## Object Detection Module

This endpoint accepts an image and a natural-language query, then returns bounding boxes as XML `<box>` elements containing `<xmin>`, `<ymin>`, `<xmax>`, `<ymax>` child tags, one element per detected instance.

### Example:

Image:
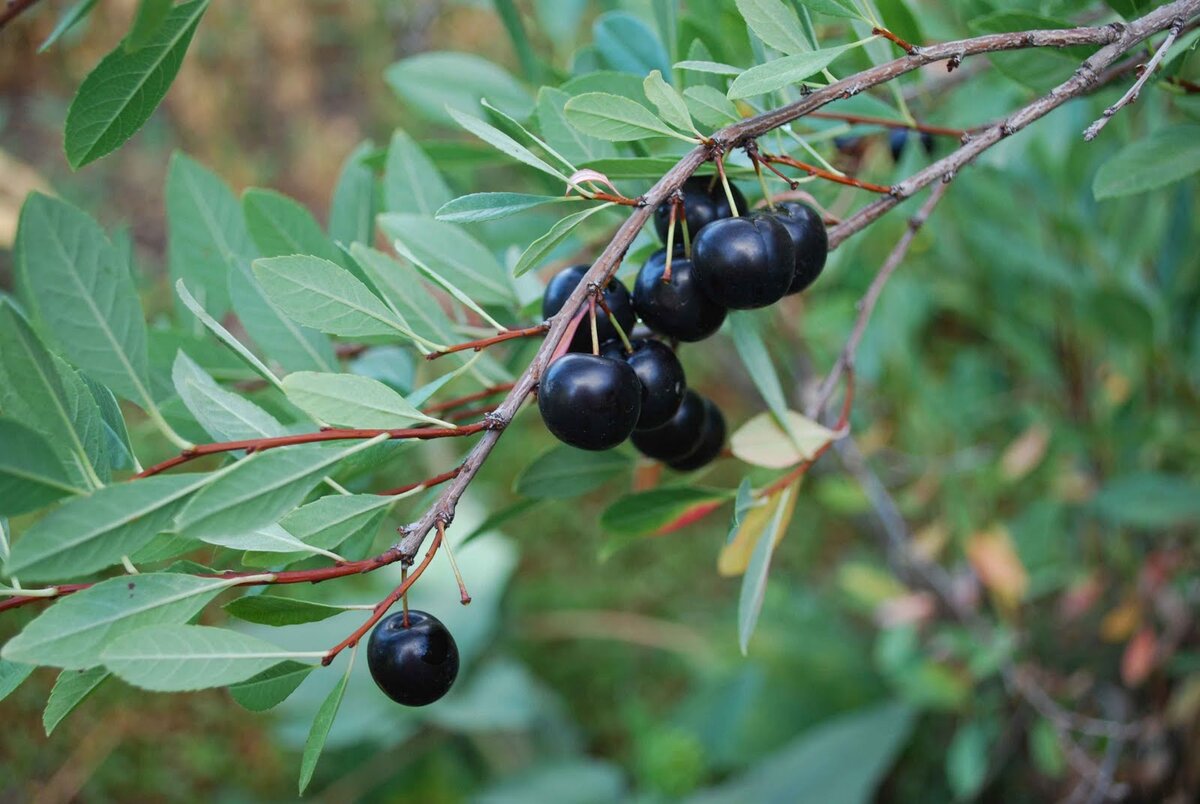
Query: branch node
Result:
<box><xmin>483</xmin><ymin>410</ymin><xmax>509</xmax><ymax>430</ymax></box>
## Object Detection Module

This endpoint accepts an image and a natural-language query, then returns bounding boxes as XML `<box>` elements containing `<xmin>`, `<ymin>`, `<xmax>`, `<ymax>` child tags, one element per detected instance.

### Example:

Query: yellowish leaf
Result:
<box><xmin>965</xmin><ymin>526</ymin><xmax>1028</xmax><ymax>611</ymax></box>
<box><xmin>718</xmin><ymin>483</ymin><xmax>798</xmax><ymax>577</ymax></box>
<box><xmin>730</xmin><ymin>410</ymin><xmax>835</xmax><ymax>469</ymax></box>
<box><xmin>1000</xmin><ymin>423</ymin><xmax>1050</xmax><ymax>480</ymax></box>
<box><xmin>1100</xmin><ymin>597</ymin><xmax>1142</xmax><ymax>642</ymax></box>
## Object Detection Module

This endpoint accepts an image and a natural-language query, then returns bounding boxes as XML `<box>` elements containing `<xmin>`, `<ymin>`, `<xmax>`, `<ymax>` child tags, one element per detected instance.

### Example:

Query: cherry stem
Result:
<box><xmin>437</xmin><ymin>520</ymin><xmax>471</xmax><ymax>605</ymax></box>
<box><xmin>761</xmin><ymin>152</ymin><xmax>892</xmax><ymax>194</ymax></box>
<box><xmin>589</xmin><ymin>296</ymin><xmax>600</xmax><ymax>355</ymax></box>
<box><xmin>426</xmin><ymin>324</ymin><xmax>549</xmax><ymax>360</ymax></box>
<box><xmin>594</xmin><ymin>292</ymin><xmax>633</xmax><ymax>353</ymax></box>
<box><xmin>806</xmin><ymin>111</ymin><xmax>965</xmax><ymax>138</ymax></box>
<box><xmin>872</xmin><ymin>26</ymin><xmax>918</xmax><ymax>54</ymax></box>
<box><xmin>377</xmin><ymin>465</ymin><xmax>463</xmax><ymax>497</ymax></box>
<box><xmin>748</xmin><ymin>144</ymin><xmax>775</xmax><ymax>210</ymax></box>
<box><xmin>400</xmin><ymin>566</ymin><xmax>409</xmax><ymax>627</ymax></box>
<box><xmin>680</xmin><ymin>203</ymin><xmax>692</xmax><ymax>258</ymax></box>
<box><xmin>714</xmin><ymin>153</ymin><xmax>740</xmax><ymax>217</ymax></box>
<box><xmin>663</xmin><ymin>196</ymin><xmax>678</xmax><ymax>283</ymax></box>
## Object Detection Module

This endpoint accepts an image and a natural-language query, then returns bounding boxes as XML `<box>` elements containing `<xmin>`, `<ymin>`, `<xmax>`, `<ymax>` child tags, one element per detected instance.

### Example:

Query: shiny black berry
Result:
<box><xmin>632</xmin><ymin>248</ymin><xmax>727</xmax><ymax>342</ymax></box>
<box><xmin>653</xmin><ymin>176</ymin><xmax>748</xmax><ymax>243</ymax></box>
<box><xmin>668</xmin><ymin>397</ymin><xmax>726</xmax><ymax>471</ymax></box>
<box><xmin>601</xmin><ymin>338</ymin><xmax>686</xmax><ymax>430</ymax></box>
<box><xmin>771</xmin><ymin>201</ymin><xmax>828</xmax><ymax>295</ymax></box>
<box><xmin>542</xmin><ymin>265</ymin><xmax>636</xmax><ymax>352</ymax></box>
<box><xmin>631</xmin><ymin>389</ymin><xmax>708</xmax><ymax>463</ymax></box>
<box><xmin>538</xmin><ymin>353</ymin><xmax>641</xmax><ymax>450</ymax></box>
<box><xmin>367</xmin><ymin>610</ymin><xmax>459</xmax><ymax>707</ymax></box>
<box><xmin>691</xmin><ymin>215</ymin><xmax>795</xmax><ymax>309</ymax></box>
<box><xmin>888</xmin><ymin>128</ymin><xmax>934</xmax><ymax>161</ymax></box>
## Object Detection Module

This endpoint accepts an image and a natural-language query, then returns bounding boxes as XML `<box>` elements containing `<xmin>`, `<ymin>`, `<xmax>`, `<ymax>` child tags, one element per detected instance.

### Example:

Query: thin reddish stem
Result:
<box><xmin>426</xmin><ymin>323</ymin><xmax>549</xmax><ymax>360</ymax></box>
<box><xmin>135</xmin><ymin>423</ymin><xmax>488</xmax><ymax>479</ymax></box>
<box><xmin>377</xmin><ymin>465</ymin><xmax>463</xmax><ymax>497</ymax></box>
<box><xmin>873</xmin><ymin>26</ymin><xmax>918</xmax><ymax>54</ymax></box>
<box><xmin>321</xmin><ymin>528</ymin><xmax>444</xmax><ymax>665</ymax></box>
<box><xmin>807</xmin><ymin>111</ymin><xmax>965</xmax><ymax>138</ymax></box>
<box><xmin>589</xmin><ymin>191</ymin><xmax>641</xmax><ymax>206</ymax></box>
<box><xmin>422</xmin><ymin>383</ymin><xmax>516</xmax><ymax>413</ymax></box>
<box><xmin>762</xmin><ymin>153</ymin><xmax>892</xmax><ymax>194</ymax></box>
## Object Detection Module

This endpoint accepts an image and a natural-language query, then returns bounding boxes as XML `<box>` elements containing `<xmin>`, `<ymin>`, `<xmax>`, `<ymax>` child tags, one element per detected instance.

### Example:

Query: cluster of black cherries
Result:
<box><xmin>366</xmin><ymin>177</ymin><xmax>830</xmax><ymax>709</ymax></box>
<box><xmin>537</xmin><ymin>175</ymin><xmax>829</xmax><ymax>469</ymax></box>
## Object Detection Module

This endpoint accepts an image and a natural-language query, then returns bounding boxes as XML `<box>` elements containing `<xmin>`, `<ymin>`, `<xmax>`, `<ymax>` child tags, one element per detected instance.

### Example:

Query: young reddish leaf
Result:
<box><xmin>1121</xmin><ymin>627</ymin><xmax>1158</xmax><ymax>688</ymax></box>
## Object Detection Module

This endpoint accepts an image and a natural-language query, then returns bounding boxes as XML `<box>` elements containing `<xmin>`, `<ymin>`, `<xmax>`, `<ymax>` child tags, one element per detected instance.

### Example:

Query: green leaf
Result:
<box><xmin>737</xmin><ymin>484</ymin><xmax>796</xmax><ymax>654</ymax></box>
<box><xmin>298</xmin><ymin>652</ymin><xmax>353</xmax><ymax>793</ymax></box>
<box><xmin>224</xmin><ymin>595</ymin><xmax>348</xmax><ymax>626</ymax></box>
<box><xmin>64</xmin><ymin>0</ymin><xmax>209</xmax><ymax>167</ymax></box>
<box><xmin>38</xmin><ymin>0</ymin><xmax>99</xmax><ymax>52</ymax></box>
<box><xmin>565</xmin><ymin>93</ymin><xmax>696</xmax><ymax>142</ymax></box>
<box><xmin>16</xmin><ymin>193</ymin><xmax>153</xmax><ymax>406</ymax></box>
<box><xmin>5</xmin><ymin>474</ymin><xmax>213</xmax><ymax>582</ymax></box>
<box><xmin>946</xmin><ymin>720</ymin><xmax>992</xmax><ymax>799</ymax></box>
<box><xmin>728</xmin><ymin>311</ymin><xmax>805</xmax><ymax>447</ymax></box>
<box><xmin>228</xmin><ymin>660</ymin><xmax>314</xmax><ymax>712</ymax></box>
<box><xmin>592</xmin><ymin>11</ymin><xmax>672</xmax><ymax>78</ymax></box>
<box><xmin>329</xmin><ymin>141</ymin><xmax>377</xmax><ymax>247</ymax></box>
<box><xmin>251</xmin><ymin>255</ymin><xmax>423</xmax><ymax>342</ymax></box>
<box><xmin>514</xmin><ymin>446</ymin><xmax>632</xmax><ymax>499</ymax></box>
<box><xmin>385</xmin><ymin>51</ymin><xmax>531</xmax><ymax>125</ymax></box>
<box><xmin>736</xmin><ymin>0</ymin><xmax>810</xmax><ymax>55</ymax></box>
<box><xmin>2</xmin><ymin>573</ymin><xmax>234</xmax><ymax>669</ymax></box>
<box><xmin>165</xmin><ymin>152</ymin><xmax>250</xmax><ymax>321</ymax></box>
<box><xmin>243</xmin><ymin>189</ymin><xmax>343</xmax><ymax>265</ymax></box>
<box><xmin>436</xmin><ymin>193</ymin><xmax>582</xmax><ymax>224</ymax></box>
<box><xmin>1093</xmin><ymin>126</ymin><xmax>1200</xmax><ymax>200</ymax></box>
<box><xmin>684</xmin><ymin>86</ymin><xmax>741</xmax><ymax>127</ymax></box>
<box><xmin>458</xmin><ymin>498</ymin><xmax>539</xmax><ymax>548</ymax></box>
<box><xmin>383</xmin><ymin>129</ymin><xmax>453</xmax><ymax>216</ymax></box>
<box><xmin>800</xmin><ymin>0</ymin><xmax>866</xmax><ymax>19</ymax></box>
<box><xmin>600</xmin><ymin>487</ymin><xmax>733</xmax><ymax>537</ymax></box>
<box><xmin>80</xmin><ymin>375</ymin><xmax>137</xmax><ymax>472</ymax></box>
<box><xmin>537</xmin><ymin>87</ymin><xmax>618</xmax><ymax>166</ymax></box>
<box><xmin>643</xmin><ymin>70</ymin><xmax>697</xmax><ymax>136</ymax></box>
<box><xmin>690</xmin><ymin>702</ymin><xmax>914</xmax><ymax>803</ymax></box>
<box><xmin>448</xmin><ymin>108</ymin><xmax>569</xmax><ymax>182</ymax></box>
<box><xmin>229</xmin><ymin>257</ymin><xmax>339</xmax><ymax>374</ymax></box>
<box><xmin>101</xmin><ymin>624</ymin><xmax>298</xmax><ymax>691</ymax></box>
<box><xmin>674</xmin><ymin>59</ymin><xmax>743</xmax><ymax>76</ymax></box>
<box><xmin>389</xmin><ymin>239</ymin><xmax>506</xmax><ymax>331</ymax></box>
<box><xmin>378</xmin><ymin>213</ymin><xmax>516</xmax><ymax>307</ymax></box>
<box><xmin>0</xmin><ymin>659</ymin><xmax>34</xmax><ymax>702</ymax></box>
<box><xmin>0</xmin><ymin>418</ymin><xmax>87</xmax><ymax>516</ymax></box>
<box><xmin>728</xmin><ymin>44</ymin><xmax>856</xmax><ymax>99</ymax></box>
<box><xmin>242</xmin><ymin>493</ymin><xmax>392</xmax><ymax>567</ymax></box>
<box><xmin>175</xmin><ymin>280</ymin><xmax>284</xmax><ymax>391</ymax></box>
<box><xmin>172</xmin><ymin>351</ymin><xmax>285</xmax><ymax>442</ymax></box>
<box><xmin>282</xmin><ymin>371</ymin><xmax>449</xmax><ymax>429</ymax></box>
<box><xmin>481</xmin><ymin>97</ymin><xmax>577</xmax><ymax>175</ymax></box>
<box><xmin>125</xmin><ymin>0</ymin><xmax>173</xmax><ymax>51</ymax></box>
<box><xmin>175</xmin><ymin>437</ymin><xmax>386</xmax><ymax>540</ymax></box>
<box><xmin>197</xmin><ymin>524</ymin><xmax>344</xmax><ymax>560</ymax></box>
<box><xmin>513</xmin><ymin>203</ymin><xmax>615</xmax><ymax>277</ymax></box>
<box><xmin>1092</xmin><ymin>473</ymin><xmax>1200</xmax><ymax>528</ymax></box>
<box><xmin>43</xmin><ymin>668</ymin><xmax>109</xmax><ymax>735</ymax></box>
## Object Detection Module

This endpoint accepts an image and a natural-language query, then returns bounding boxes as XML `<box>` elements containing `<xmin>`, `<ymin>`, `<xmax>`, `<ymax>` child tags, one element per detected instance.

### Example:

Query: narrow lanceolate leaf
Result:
<box><xmin>600</xmin><ymin>487</ymin><xmax>733</xmax><ymax>537</ymax></box>
<box><xmin>389</xmin><ymin>239</ymin><xmax>506</xmax><ymax>330</ymax></box>
<box><xmin>101</xmin><ymin>624</ymin><xmax>299</xmax><ymax>691</ymax></box>
<box><xmin>196</xmin><ymin>524</ymin><xmax>344</xmax><ymax>560</ymax></box>
<box><xmin>383</xmin><ymin>129</ymin><xmax>453</xmax><ymax>216</ymax></box>
<box><xmin>299</xmin><ymin>652</ymin><xmax>354</xmax><ymax>794</ymax></box>
<box><xmin>16</xmin><ymin>193</ymin><xmax>153</xmax><ymax>406</ymax></box>
<box><xmin>229</xmin><ymin>258</ymin><xmax>338</xmax><ymax>373</ymax></box>
<box><xmin>514</xmin><ymin>445</ymin><xmax>632</xmax><ymax>499</ymax></box>
<box><xmin>38</xmin><ymin>0</ymin><xmax>99</xmax><ymax>53</ymax></box>
<box><xmin>242</xmin><ymin>493</ymin><xmax>392</xmax><ymax>566</ymax></box>
<box><xmin>643</xmin><ymin>70</ymin><xmax>697</xmax><ymax>136</ymax></box>
<box><xmin>674</xmin><ymin>59</ymin><xmax>742</xmax><ymax>76</ymax></box>
<box><xmin>172</xmin><ymin>351</ymin><xmax>286</xmax><ymax>442</ymax></box>
<box><xmin>4</xmin><ymin>474</ymin><xmax>214</xmax><ymax>582</ymax></box>
<box><xmin>565</xmin><ymin>93</ymin><xmax>697</xmax><ymax>142</ymax></box>
<box><xmin>80</xmin><ymin>375</ymin><xmax>137</xmax><ymax>472</ymax></box>
<box><xmin>536</xmin><ymin>86</ymin><xmax>618</xmax><ymax>166</ymax></box>
<box><xmin>735</xmin><ymin>0</ymin><xmax>810</xmax><ymax>55</ymax></box>
<box><xmin>43</xmin><ymin>668</ymin><xmax>109</xmax><ymax>735</ymax></box>
<box><xmin>378</xmin><ymin>213</ymin><xmax>516</xmax><ymax>307</ymax></box>
<box><xmin>2</xmin><ymin>573</ymin><xmax>235</xmax><ymax>669</ymax></box>
<box><xmin>229</xmin><ymin>661</ymin><xmax>314</xmax><ymax>712</ymax></box>
<box><xmin>329</xmin><ymin>141</ymin><xmax>377</xmax><ymax>247</ymax></box>
<box><xmin>684</xmin><ymin>86</ymin><xmax>741</xmax><ymax>127</ymax></box>
<box><xmin>175</xmin><ymin>436</ymin><xmax>387</xmax><ymax>541</ymax></box>
<box><xmin>436</xmin><ymin>192</ymin><xmax>581</xmax><ymax>224</ymax></box>
<box><xmin>282</xmin><ymin>372</ymin><xmax>450</xmax><ymax>429</ymax></box>
<box><xmin>0</xmin><ymin>419</ymin><xmax>88</xmax><ymax>516</ymax></box>
<box><xmin>64</xmin><ymin>0</ymin><xmax>209</xmax><ymax>167</ymax></box>
<box><xmin>0</xmin><ymin>660</ymin><xmax>34</xmax><ymax>702</ymax></box>
<box><xmin>728</xmin><ymin>45</ymin><xmax>857</xmax><ymax>99</ymax></box>
<box><xmin>0</xmin><ymin>304</ymin><xmax>104</xmax><ymax>488</ymax></box>
<box><xmin>731</xmin><ymin>410</ymin><xmax>836</xmax><ymax>469</ymax></box>
<box><xmin>448</xmin><ymin>108</ymin><xmax>569</xmax><ymax>181</ymax></box>
<box><xmin>737</xmin><ymin>484</ymin><xmax>797</xmax><ymax>654</ymax></box>
<box><xmin>480</xmin><ymin>97</ymin><xmax>577</xmax><ymax>174</ymax></box>
<box><xmin>225</xmin><ymin>595</ymin><xmax>349</xmax><ymax>627</ymax></box>
<box><xmin>166</xmin><ymin>152</ymin><xmax>253</xmax><ymax>320</ymax></box>
<box><xmin>728</xmin><ymin>312</ymin><xmax>806</xmax><ymax>449</ymax></box>
<box><xmin>126</xmin><ymin>0</ymin><xmax>173</xmax><ymax>51</ymax></box>
<box><xmin>251</xmin><ymin>255</ymin><xmax>420</xmax><ymax>342</ymax></box>
<box><xmin>513</xmin><ymin>203</ymin><xmax>615</xmax><ymax>277</ymax></box>
<box><xmin>242</xmin><ymin>188</ymin><xmax>344</xmax><ymax>264</ymax></box>
<box><xmin>1093</xmin><ymin>126</ymin><xmax>1200</xmax><ymax>200</ymax></box>
<box><xmin>175</xmin><ymin>280</ymin><xmax>284</xmax><ymax>391</ymax></box>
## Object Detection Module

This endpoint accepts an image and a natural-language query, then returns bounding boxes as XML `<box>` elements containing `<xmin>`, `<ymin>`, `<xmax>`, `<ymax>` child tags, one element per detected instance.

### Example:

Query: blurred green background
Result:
<box><xmin>2</xmin><ymin>0</ymin><xmax>1199</xmax><ymax>801</ymax></box>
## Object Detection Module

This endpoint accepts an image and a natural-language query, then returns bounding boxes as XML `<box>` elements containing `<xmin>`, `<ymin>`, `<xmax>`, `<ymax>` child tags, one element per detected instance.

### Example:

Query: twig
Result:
<box><xmin>422</xmin><ymin>383</ymin><xmax>516</xmax><ymax>413</ymax></box>
<box><xmin>425</xmin><ymin>323</ymin><xmax>549</xmax><ymax>360</ymax></box>
<box><xmin>0</xmin><ymin>0</ymin><xmax>41</xmax><ymax>32</ymax></box>
<box><xmin>806</xmin><ymin>111</ymin><xmax>966</xmax><ymax>138</ymax></box>
<box><xmin>760</xmin><ymin>152</ymin><xmax>893</xmax><ymax>194</ymax></box>
<box><xmin>377</xmin><ymin>465</ymin><xmax>463</xmax><ymax>497</ymax></box>
<box><xmin>810</xmin><ymin>180</ymin><xmax>952</xmax><ymax>418</ymax></box>
<box><xmin>873</xmin><ymin>26</ymin><xmax>919</xmax><ymax>54</ymax></box>
<box><xmin>1084</xmin><ymin>17</ymin><xmax>1185</xmax><ymax>141</ymax></box>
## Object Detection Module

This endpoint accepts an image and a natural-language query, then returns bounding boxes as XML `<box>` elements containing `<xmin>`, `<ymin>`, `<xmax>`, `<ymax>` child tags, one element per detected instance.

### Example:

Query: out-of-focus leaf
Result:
<box><xmin>329</xmin><ymin>141</ymin><xmax>377</xmax><ymax>248</ymax></box>
<box><xmin>593</xmin><ymin>11</ymin><xmax>672</xmax><ymax>78</ymax></box>
<box><xmin>1094</xmin><ymin>126</ymin><xmax>1200</xmax><ymax>199</ymax></box>
<box><xmin>601</xmin><ymin>487</ymin><xmax>732</xmax><ymax>539</ymax></box>
<box><xmin>298</xmin><ymin>652</ymin><xmax>353</xmax><ymax>793</ymax></box>
<box><xmin>1092</xmin><ymin>473</ymin><xmax>1200</xmax><ymax>528</ymax></box>
<box><xmin>737</xmin><ymin>484</ymin><xmax>797</xmax><ymax>653</ymax></box>
<box><xmin>966</xmin><ymin>526</ymin><xmax>1029</xmax><ymax>611</ymax></box>
<box><xmin>382</xmin><ymin>129</ymin><xmax>453</xmax><ymax>216</ymax></box>
<box><xmin>385</xmin><ymin>52</ymin><xmax>531</xmax><ymax>124</ymax></box>
<box><xmin>946</xmin><ymin>719</ymin><xmax>992</xmax><ymax>799</ymax></box>
<box><xmin>731</xmin><ymin>410</ymin><xmax>835</xmax><ymax>469</ymax></box>
<box><xmin>38</xmin><ymin>0</ymin><xmax>99</xmax><ymax>52</ymax></box>
<box><xmin>43</xmin><ymin>667</ymin><xmax>108</xmax><ymax>735</ymax></box>
<box><xmin>0</xmin><ymin>660</ymin><xmax>34</xmax><ymax>702</ymax></box>
<box><xmin>514</xmin><ymin>445</ymin><xmax>632</xmax><ymax>499</ymax></box>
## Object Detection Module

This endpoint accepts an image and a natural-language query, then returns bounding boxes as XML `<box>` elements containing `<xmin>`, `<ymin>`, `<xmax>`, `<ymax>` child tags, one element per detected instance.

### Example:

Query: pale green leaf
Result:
<box><xmin>175</xmin><ymin>280</ymin><xmax>284</xmax><ymax>391</ymax></box>
<box><xmin>229</xmin><ymin>660</ymin><xmax>314</xmax><ymax>712</ymax></box>
<box><xmin>729</xmin><ymin>311</ymin><xmax>806</xmax><ymax>449</ymax></box>
<box><xmin>224</xmin><ymin>595</ymin><xmax>348</xmax><ymax>626</ymax></box>
<box><xmin>565</xmin><ymin>92</ymin><xmax>696</xmax><ymax>142</ymax></box>
<box><xmin>735</xmin><ymin>0</ymin><xmax>810</xmax><ymax>55</ymax></box>
<box><xmin>385</xmin><ymin>51</ymin><xmax>531</xmax><ymax>125</ymax></box>
<box><xmin>514</xmin><ymin>445</ymin><xmax>632</xmax><ymax>499</ymax></box>
<box><xmin>643</xmin><ymin>70</ymin><xmax>697</xmax><ymax>136</ymax></box>
<box><xmin>282</xmin><ymin>371</ymin><xmax>449</xmax><ymax>429</ymax></box>
<box><xmin>1093</xmin><ymin>126</ymin><xmax>1200</xmax><ymax>199</ymax></box>
<box><xmin>737</xmin><ymin>484</ymin><xmax>796</xmax><ymax>654</ymax></box>
<box><xmin>243</xmin><ymin>188</ymin><xmax>343</xmax><ymax>264</ymax></box>
<box><xmin>243</xmin><ymin>493</ymin><xmax>392</xmax><ymax>567</ymax></box>
<box><xmin>229</xmin><ymin>257</ymin><xmax>339</xmax><ymax>373</ymax></box>
<box><xmin>43</xmin><ymin>668</ymin><xmax>108</xmax><ymax>735</ymax></box>
<box><xmin>0</xmin><ymin>418</ymin><xmax>88</xmax><ymax>516</ymax></box>
<box><xmin>383</xmin><ymin>129</ymin><xmax>453</xmax><ymax>216</ymax></box>
<box><xmin>436</xmin><ymin>192</ymin><xmax>581</xmax><ymax>224</ymax></box>
<box><xmin>172</xmin><ymin>350</ymin><xmax>286</xmax><ymax>442</ymax></box>
<box><xmin>728</xmin><ymin>45</ymin><xmax>856</xmax><ymax>99</ymax></box>
<box><xmin>536</xmin><ymin>86</ymin><xmax>617</xmax><ymax>166</ymax></box>
<box><xmin>298</xmin><ymin>652</ymin><xmax>353</xmax><ymax>793</ymax></box>
<box><xmin>674</xmin><ymin>59</ymin><xmax>742</xmax><ymax>76</ymax></box>
<box><xmin>101</xmin><ymin>624</ymin><xmax>299</xmax><ymax>691</ymax></box>
<box><xmin>0</xmin><ymin>660</ymin><xmax>34</xmax><ymax>702</ymax></box>
<box><xmin>378</xmin><ymin>213</ymin><xmax>516</xmax><ymax>307</ymax></box>
<box><xmin>329</xmin><ymin>141</ymin><xmax>376</xmax><ymax>247</ymax></box>
<box><xmin>513</xmin><ymin>203</ymin><xmax>615</xmax><ymax>277</ymax></box>
<box><xmin>684</xmin><ymin>86</ymin><xmax>741</xmax><ymax>127</ymax></box>
<box><xmin>593</xmin><ymin>11</ymin><xmax>672</xmax><ymax>78</ymax></box>
<box><xmin>37</xmin><ymin>0</ymin><xmax>99</xmax><ymax>53</ymax></box>
<box><xmin>197</xmin><ymin>524</ymin><xmax>344</xmax><ymax>560</ymax></box>
<box><xmin>448</xmin><ymin>108</ymin><xmax>570</xmax><ymax>181</ymax></box>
